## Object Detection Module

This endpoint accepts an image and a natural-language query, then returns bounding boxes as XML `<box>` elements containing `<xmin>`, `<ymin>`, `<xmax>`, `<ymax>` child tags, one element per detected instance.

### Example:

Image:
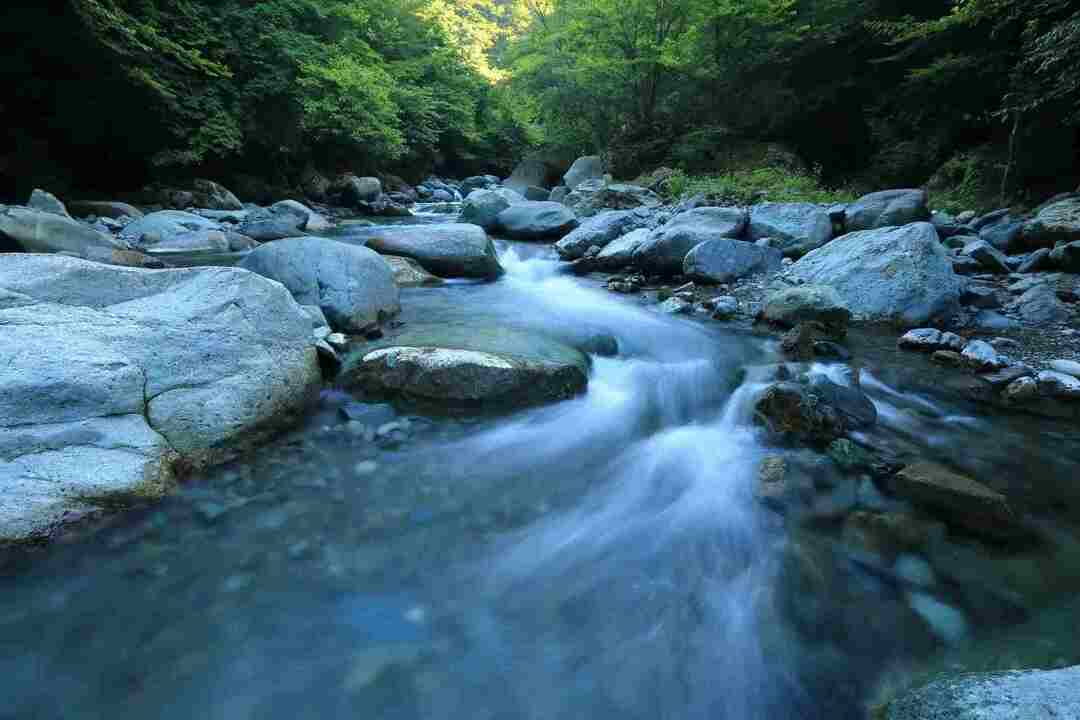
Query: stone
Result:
<box><xmin>555</xmin><ymin>209</ymin><xmax>657</xmax><ymax>259</ymax></box>
<box><xmin>1022</xmin><ymin>196</ymin><xmax>1080</xmax><ymax>248</ymax></box>
<box><xmin>1049</xmin><ymin>359</ymin><xmax>1080</xmax><ymax>379</ymax></box>
<box><xmin>505</xmin><ymin>157</ymin><xmax>555</xmax><ymax>194</ymax></box>
<box><xmin>562</xmin><ymin>155</ymin><xmax>605</xmax><ymax>190</ymax></box>
<box><xmin>1050</xmin><ymin>240</ymin><xmax>1080</xmax><ymax>272</ymax></box>
<box><xmin>980</xmin><ymin>220</ymin><xmax>1026</xmax><ymax>254</ymax></box>
<box><xmin>884</xmin><ymin>666</ymin><xmax>1080</xmax><ymax>720</ymax></box>
<box><xmin>747</xmin><ymin>202</ymin><xmax>833</xmax><ymax>257</ymax></box>
<box><xmin>66</xmin><ymin>200</ymin><xmax>144</xmax><ymax>220</ymax></box>
<box><xmin>1008</xmin><ymin>283</ymin><xmax>1068</xmax><ymax>323</ymax></box>
<box><xmin>886</xmin><ymin>462</ymin><xmax>1019</xmax><ymax>539</ymax></box>
<box><xmin>1003</xmin><ymin>376</ymin><xmax>1039</xmax><ymax>403</ymax></box>
<box><xmin>960</xmin><ymin>284</ymin><xmax>999</xmax><ymax>308</ymax></box>
<box><xmin>898</xmin><ymin>328</ymin><xmax>943</xmax><ymax>352</ymax></box>
<box><xmin>0</xmin><ymin>206</ymin><xmax>129</xmax><ymax>256</ymax></box>
<box><xmin>460</xmin><ymin>189</ymin><xmax>514</xmax><ymax>231</ymax></box>
<box><xmin>633</xmin><ymin>207</ymin><xmax>748</xmax><ymax>275</ymax></box>
<box><xmin>237</xmin><ymin>215</ymin><xmax>306</xmax><ymax>242</ymax></box>
<box><xmin>343</xmin><ymin>324</ymin><xmax>588</xmax><ymax>410</ymax></box>
<box><xmin>460</xmin><ymin>175</ymin><xmax>499</xmax><ymax>196</ymax></box>
<box><xmin>683</xmin><ymin>238</ymin><xmax>782</xmax><ymax>283</ymax></box>
<box><xmin>550</xmin><ymin>186</ymin><xmax>569</xmax><ymax>204</ymax></box>
<box><xmin>787</xmin><ymin>222</ymin><xmax>964</xmax><ymax>327</ymax></box>
<box><xmin>592</xmin><ymin>228</ymin><xmax>652</xmax><ymax>270</ymax></box>
<box><xmin>760</xmin><ymin>284</ymin><xmax>851</xmax><ymax>338</ymax></box>
<box><xmin>138</xmin><ymin>229</ymin><xmax>255</xmax><ymax>263</ymax></box>
<box><xmin>931</xmin><ymin>350</ymin><xmax>964</xmax><ymax>367</ymax></box>
<box><xmin>523</xmin><ymin>186</ymin><xmax>550</xmax><ymax>201</ymax></box>
<box><xmin>970</xmin><ymin>310</ymin><xmax>1020</xmax><ymax>332</ymax></box>
<box><xmin>384</xmin><ymin>256</ymin><xmax>443</xmax><ymax>287</ymax></box>
<box><xmin>494</xmin><ymin>201</ymin><xmax>579</xmax><ymax>240</ymax></box>
<box><xmin>28</xmin><ymin>189</ymin><xmax>71</xmax><ymax>218</ymax></box>
<box><xmin>343</xmin><ymin>223</ymin><xmax>502</xmax><ymax>279</ymax></box>
<box><xmin>239</xmin><ymin>237</ymin><xmax>400</xmax><ymax>333</ymax></box>
<box><xmin>963</xmin><ymin>239</ymin><xmax>1010</xmax><ymax>274</ymax></box>
<box><xmin>119</xmin><ymin>210</ymin><xmax>219</xmax><ymax>249</ymax></box>
<box><xmin>659</xmin><ymin>297</ymin><xmax>692</xmax><ymax>314</ymax></box>
<box><xmin>978</xmin><ymin>364</ymin><xmax>1035</xmax><ymax>390</ymax></box>
<box><xmin>955</xmin><ymin>211</ymin><xmax>976</xmax><ymax>224</ymax></box>
<box><xmin>1036</xmin><ymin>370</ymin><xmax>1080</xmax><ymax>399</ymax></box>
<box><xmin>949</xmin><ymin>255</ymin><xmax>984</xmax><ymax>275</ymax></box>
<box><xmin>961</xmin><ymin>340</ymin><xmax>1009</xmax><ymax>371</ymax></box>
<box><xmin>972</xmin><ymin>208</ymin><xmax>1011</xmax><ymax>231</ymax></box>
<box><xmin>753</xmin><ymin>382</ymin><xmax>847</xmax><ymax>445</ymax></box>
<box><xmin>270</xmin><ymin>200</ymin><xmax>333</xmax><ymax>233</ymax></box>
<box><xmin>0</xmin><ymin>255</ymin><xmax>320</xmax><ymax>542</ymax></box>
<box><xmin>342</xmin><ymin>176</ymin><xmax>383</xmax><ymax>205</ymax></box>
<box><xmin>709</xmin><ymin>295</ymin><xmax>739</xmax><ymax>319</ymax></box>
<box><xmin>807</xmin><ymin>375</ymin><xmax>877</xmax><ymax>430</ymax></box>
<box><xmin>756</xmin><ymin>456</ymin><xmax>790</xmax><ymax>506</ymax></box>
<box><xmin>563</xmin><ymin>181</ymin><xmax>662</xmax><ymax>218</ymax></box>
<box><xmin>844</xmin><ymin>189</ymin><xmax>929</xmax><ymax>232</ymax></box>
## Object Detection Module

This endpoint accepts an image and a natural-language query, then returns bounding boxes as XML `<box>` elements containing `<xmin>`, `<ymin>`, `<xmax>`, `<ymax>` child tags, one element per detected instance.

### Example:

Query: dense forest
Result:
<box><xmin>3</xmin><ymin>0</ymin><xmax>1079</xmax><ymax>209</ymax></box>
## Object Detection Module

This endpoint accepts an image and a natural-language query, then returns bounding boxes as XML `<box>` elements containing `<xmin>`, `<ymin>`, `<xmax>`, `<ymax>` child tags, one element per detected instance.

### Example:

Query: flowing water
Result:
<box><xmin>3</xmin><ymin>209</ymin><xmax>1080</xmax><ymax>719</ymax></box>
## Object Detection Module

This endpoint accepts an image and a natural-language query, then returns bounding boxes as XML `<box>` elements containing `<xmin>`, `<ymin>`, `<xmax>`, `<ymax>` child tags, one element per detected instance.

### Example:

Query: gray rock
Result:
<box><xmin>761</xmin><ymin>284</ymin><xmax>851</xmax><ymax>337</ymax></box>
<box><xmin>1049</xmin><ymin>359</ymin><xmax>1080</xmax><ymax>379</ymax></box>
<box><xmin>972</xmin><ymin>208</ymin><xmax>1011</xmax><ymax>231</ymax></box>
<box><xmin>753</xmin><ymin>382</ymin><xmax>847</xmax><ymax>444</ymax></box>
<box><xmin>748</xmin><ymin>203</ymin><xmax>833</xmax><ymax>257</ymax></box>
<box><xmin>555</xmin><ymin>209</ymin><xmax>657</xmax><ymax>259</ymax></box>
<box><xmin>960</xmin><ymin>284</ymin><xmax>999</xmax><ymax>308</ymax></box>
<box><xmin>342</xmin><ymin>176</ymin><xmax>383</xmax><ymax>205</ymax></box>
<box><xmin>1050</xmin><ymin>240</ymin><xmax>1080</xmax><ymax>272</ymax></box>
<box><xmin>343</xmin><ymin>324</ymin><xmax>588</xmax><ymax>409</ymax></box>
<box><xmin>0</xmin><ymin>206</ymin><xmax>129</xmax><ymax>256</ymax></box>
<box><xmin>980</xmin><ymin>219</ymin><xmax>1025</xmax><ymax>253</ymax></box>
<box><xmin>1008</xmin><ymin>283</ymin><xmax>1068</xmax><ymax>323</ymax></box>
<box><xmin>505</xmin><ymin>157</ymin><xmax>553</xmax><ymax>194</ymax></box>
<box><xmin>1037</xmin><ymin>370</ymin><xmax>1080</xmax><ymax>399</ymax></box>
<box><xmin>495</xmin><ymin>201</ymin><xmax>579</xmax><ymax>240</ymax></box>
<box><xmin>460</xmin><ymin>189</ymin><xmax>519</xmax><ymax>231</ymax></box>
<box><xmin>961</xmin><ymin>340</ymin><xmax>1009</xmax><ymax>371</ymax></box>
<box><xmin>788</xmin><ymin>222</ymin><xmax>964</xmax><ymax>327</ymax></box>
<box><xmin>523</xmin><ymin>186</ymin><xmax>551</xmax><ymax>201</ymax></box>
<box><xmin>237</xmin><ymin>215</ymin><xmax>305</xmax><ymax>242</ymax></box>
<box><xmin>120</xmin><ymin>210</ymin><xmax>219</xmax><ymax>248</ymax></box>
<box><xmin>885</xmin><ymin>666</ymin><xmax>1080</xmax><ymax>720</ymax></box>
<box><xmin>66</xmin><ymin>200</ymin><xmax>144</xmax><ymax>220</ymax></box>
<box><xmin>659</xmin><ymin>297</ymin><xmax>692</xmax><ymax>314</ymax></box>
<box><xmin>683</xmin><ymin>238</ymin><xmax>782</xmax><ymax>283</ymax></box>
<box><xmin>710</xmin><ymin>295</ymin><xmax>739</xmax><ymax>319</ymax></box>
<box><xmin>592</xmin><ymin>228</ymin><xmax>652</xmax><ymax>270</ymax></box>
<box><xmin>239</xmin><ymin>237</ymin><xmax>399</xmax><ymax>333</ymax></box>
<box><xmin>564</xmin><ymin>181</ymin><xmax>662</xmax><ymax>218</ymax></box>
<box><xmin>270</xmin><ymin>200</ymin><xmax>333</xmax><ymax>233</ymax></box>
<box><xmin>0</xmin><ymin>255</ymin><xmax>320</xmax><ymax>542</ymax></box>
<box><xmin>885</xmin><ymin>462</ymin><xmax>1020</xmax><ymax>539</ymax></box>
<box><xmin>898</xmin><ymin>328</ymin><xmax>965</xmax><ymax>352</ymax></box>
<box><xmin>460</xmin><ymin>175</ymin><xmax>500</xmax><ymax>196</ymax></box>
<box><xmin>633</xmin><ymin>207</ymin><xmax>748</xmax><ymax>274</ymax></box>
<box><xmin>844</xmin><ymin>189</ymin><xmax>929</xmax><ymax>232</ymax></box>
<box><xmin>808</xmin><ymin>376</ymin><xmax>877</xmax><ymax>429</ymax></box>
<box><xmin>963</xmin><ymin>239</ymin><xmax>1010</xmax><ymax>274</ymax></box>
<box><xmin>28</xmin><ymin>189</ymin><xmax>71</xmax><ymax>218</ymax></box>
<box><xmin>1022</xmin><ymin>196</ymin><xmax>1080</xmax><ymax>248</ymax></box>
<box><xmin>563</xmin><ymin>156</ymin><xmax>605</xmax><ymax>190</ymax></box>
<box><xmin>1003</xmin><ymin>376</ymin><xmax>1040</xmax><ymax>403</ymax></box>
<box><xmin>384</xmin><ymin>255</ymin><xmax>443</xmax><ymax>287</ymax></box>
<box><xmin>343</xmin><ymin>223</ymin><xmax>502</xmax><ymax>279</ymax></box>
<box><xmin>191</xmin><ymin>179</ymin><xmax>243</xmax><ymax>210</ymax></box>
<box><xmin>955</xmin><ymin>211</ymin><xmax>976</xmax><ymax>224</ymax></box>
<box><xmin>971</xmin><ymin>309</ymin><xmax>1020</xmax><ymax>332</ymax></box>
<box><xmin>550</xmin><ymin>186</ymin><xmax>569</xmax><ymax>204</ymax></box>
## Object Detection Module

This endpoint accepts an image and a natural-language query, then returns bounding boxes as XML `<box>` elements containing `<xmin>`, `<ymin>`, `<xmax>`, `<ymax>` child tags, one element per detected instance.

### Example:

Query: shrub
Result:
<box><xmin>662</xmin><ymin>167</ymin><xmax>855</xmax><ymax>206</ymax></box>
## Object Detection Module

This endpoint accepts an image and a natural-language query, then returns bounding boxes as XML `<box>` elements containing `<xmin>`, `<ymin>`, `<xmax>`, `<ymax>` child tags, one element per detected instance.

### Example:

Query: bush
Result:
<box><xmin>663</xmin><ymin>167</ymin><xmax>855</xmax><ymax>206</ymax></box>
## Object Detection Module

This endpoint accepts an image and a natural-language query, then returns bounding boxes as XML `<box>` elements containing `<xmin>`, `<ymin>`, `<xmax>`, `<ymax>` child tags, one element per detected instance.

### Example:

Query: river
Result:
<box><xmin>2</xmin><ymin>208</ymin><xmax>1080</xmax><ymax>719</ymax></box>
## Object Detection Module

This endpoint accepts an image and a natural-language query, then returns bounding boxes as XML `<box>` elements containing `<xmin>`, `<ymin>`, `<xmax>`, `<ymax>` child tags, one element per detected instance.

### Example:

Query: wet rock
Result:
<box><xmin>884</xmin><ymin>462</ymin><xmax>1020</xmax><ymax>540</ymax></box>
<box><xmin>1017</xmin><ymin>247</ymin><xmax>1052</xmax><ymax>273</ymax></box>
<box><xmin>884</xmin><ymin>666</ymin><xmax>1080</xmax><ymax>720</ymax></box>
<box><xmin>962</xmin><ymin>239</ymin><xmax>1010</xmax><ymax>274</ymax></box>
<box><xmin>807</xmin><ymin>375</ymin><xmax>877</xmax><ymax>430</ymax></box>
<box><xmin>344</xmin><ymin>223</ymin><xmax>502</xmax><ymax>279</ymax></box>
<box><xmin>960</xmin><ymin>284</ymin><xmax>999</xmax><ymax>308</ymax></box>
<box><xmin>270</xmin><ymin>200</ymin><xmax>333</xmax><ymax>233</ymax></box>
<box><xmin>633</xmin><ymin>207</ymin><xmax>748</xmax><ymax>275</ymax></box>
<box><xmin>66</xmin><ymin>200</ymin><xmax>144</xmax><ymax>220</ymax></box>
<box><xmin>1050</xmin><ymin>240</ymin><xmax>1080</xmax><ymax>272</ymax></box>
<box><xmin>709</xmin><ymin>295</ymin><xmax>739</xmax><ymax>319</ymax></box>
<box><xmin>931</xmin><ymin>350</ymin><xmax>964</xmax><ymax>367</ymax></box>
<box><xmin>1049</xmin><ymin>359</ymin><xmax>1080</xmax><ymax>379</ymax></box>
<box><xmin>384</xmin><ymin>256</ymin><xmax>443</xmax><ymax>287</ymax></box>
<box><xmin>495</xmin><ymin>201</ymin><xmax>579</xmax><ymax>240</ymax></box>
<box><xmin>760</xmin><ymin>284</ymin><xmax>851</xmax><ymax>338</ymax></box>
<box><xmin>826</xmin><ymin>439</ymin><xmax>877</xmax><ymax>474</ymax></box>
<box><xmin>781</xmin><ymin>322</ymin><xmax>830</xmax><ymax>360</ymax></box>
<box><xmin>978</xmin><ymin>364</ymin><xmax>1035</xmax><ymax>390</ymax></box>
<box><xmin>555</xmin><ymin>208</ymin><xmax>657</xmax><ymax>259</ymax></box>
<box><xmin>239</xmin><ymin>237</ymin><xmax>400</xmax><ymax>334</ymax></box>
<box><xmin>1021</xmin><ymin>196</ymin><xmax>1080</xmax><ymax>248</ymax></box>
<box><xmin>1</xmin><ymin>206</ymin><xmax>130</xmax><ymax>255</ymax></box>
<box><xmin>659</xmin><ymin>297</ymin><xmax>692</xmax><ymax>314</ymax></box>
<box><xmin>1002</xmin><ymin>376</ymin><xmax>1039</xmax><ymax>404</ymax></box>
<box><xmin>460</xmin><ymin>188</ymin><xmax>515</xmax><ymax>231</ymax></box>
<box><xmin>237</xmin><ymin>214</ymin><xmax>305</xmax><ymax>242</ymax></box>
<box><xmin>683</xmin><ymin>238</ymin><xmax>782</xmax><ymax>284</ymax></box>
<box><xmin>844</xmin><ymin>189</ymin><xmax>929</xmax><ymax>232</ymax></box>
<box><xmin>897</xmin><ymin>328</ymin><xmax>965</xmax><ymax>352</ymax></box>
<box><xmin>1008</xmin><ymin>283</ymin><xmax>1068</xmax><ymax>323</ymax></box>
<box><xmin>756</xmin><ymin>456</ymin><xmax>790</xmax><ymax>508</ymax></box>
<box><xmin>562</xmin><ymin>155</ymin><xmax>605</xmax><ymax>190</ymax></box>
<box><xmin>787</xmin><ymin>222</ymin><xmax>964</xmax><ymax>327</ymax></box>
<box><xmin>753</xmin><ymin>382</ymin><xmax>847</xmax><ymax>445</ymax></box>
<box><xmin>960</xmin><ymin>340</ymin><xmax>1009</xmax><ymax>371</ymax></box>
<box><xmin>1036</xmin><ymin>370</ymin><xmax>1080</xmax><ymax>399</ymax></box>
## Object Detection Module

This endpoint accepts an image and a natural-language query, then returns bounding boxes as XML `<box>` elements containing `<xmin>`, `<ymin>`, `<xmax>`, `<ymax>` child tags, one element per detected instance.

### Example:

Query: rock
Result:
<box><xmin>1003</xmin><ymin>376</ymin><xmax>1039</xmax><ymax>404</ymax></box>
<box><xmin>1036</xmin><ymin>370</ymin><xmax>1080</xmax><ymax>399</ymax></box>
<box><xmin>237</xmin><ymin>214</ymin><xmax>306</xmax><ymax>242</ymax></box>
<box><xmin>844</xmin><ymin>189</ymin><xmax>929</xmax><ymax>232</ymax></box>
<box><xmin>932</xmin><ymin>350</ymin><xmax>964</xmax><ymax>367</ymax></box>
<box><xmin>807</xmin><ymin>375</ymin><xmax>877</xmax><ymax>429</ymax></box>
<box><xmin>495</xmin><ymin>201</ymin><xmax>579</xmax><ymax>240</ymax></box>
<box><xmin>341</xmin><ymin>176</ymin><xmax>383</xmax><ymax>205</ymax></box>
<box><xmin>884</xmin><ymin>666</ymin><xmax>1080</xmax><ymax>720</ymax></box>
<box><xmin>460</xmin><ymin>189</ymin><xmax>513</xmax><ymax>231</ymax></box>
<box><xmin>972</xmin><ymin>208</ymin><xmax>1011</xmax><ymax>232</ymax></box>
<box><xmin>270</xmin><ymin>200</ymin><xmax>332</xmax><ymax>233</ymax></box>
<box><xmin>523</xmin><ymin>186</ymin><xmax>550</xmax><ymax>201</ymax></box>
<box><xmin>343</xmin><ymin>325</ymin><xmax>588</xmax><ymax>410</ymax></box>
<box><xmin>683</xmin><ymin>238</ymin><xmax>782</xmax><ymax>283</ymax></box>
<box><xmin>505</xmin><ymin>157</ymin><xmax>555</xmax><ymax>194</ymax></box>
<box><xmin>1008</xmin><ymin>283</ymin><xmax>1068</xmax><ymax>323</ymax></box>
<box><xmin>0</xmin><ymin>255</ymin><xmax>320</xmax><ymax>542</ymax></box>
<box><xmin>980</xmin><ymin>219</ymin><xmax>1025</xmax><ymax>254</ymax></box>
<box><xmin>748</xmin><ymin>203</ymin><xmax>833</xmax><ymax>257</ymax></box>
<box><xmin>550</xmin><ymin>186</ymin><xmax>569</xmax><ymax>204</ymax></box>
<box><xmin>886</xmin><ymin>462</ymin><xmax>1020</xmax><ymax>539</ymax></box>
<box><xmin>787</xmin><ymin>222</ymin><xmax>964</xmax><ymax>327</ymax></box>
<box><xmin>963</xmin><ymin>239</ymin><xmax>1010</xmax><ymax>274</ymax></box>
<box><xmin>563</xmin><ymin>156</ymin><xmax>605</xmax><ymax>190</ymax></box>
<box><xmin>384</xmin><ymin>256</ymin><xmax>443</xmax><ymax>287</ymax></box>
<box><xmin>898</xmin><ymin>328</ymin><xmax>968</xmax><ymax>352</ymax></box>
<box><xmin>760</xmin><ymin>284</ymin><xmax>851</xmax><ymax>338</ymax></box>
<box><xmin>563</xmin><ymin>181</ymin><xmax>662</xmax><ymax>218</ymax></box>
<box><xmin>753</xmin><ymin>382</ymin><xmax>847</xmax><ymax>445</ymax></box>
<box><xmin>1049</xmin><ymin>359</ymin><xmax>1080</xmax><ymax>379</ymax></box>
<box><xmin>119</xmin><ymin>210</ymin><xmax>218</xmax><ymax>247</ymax></box>
<box><xmin>345</xmin><ymin>223</ymin><xmax>502</xmax><ymax>279</ymax></box>
<box><xmin>555</xmin><ymin>209</ymin><xmax>657</xmax><ymax>259</ymax></box>
<box><xmin>756</xmin><ymin>456</ymin><xmax>790</xmax><ymax>507</ymax></box>
<box><xmin>659</xmin><ymin>297</ymin><xmax>692</xmax><ymax>314</ymax></box>
<box><xmin>949</xmin><ymin>255</ymin><xmax>984</xmax><ymax>275</ymax></box>
<box><xmin>190</xmin><ymin>179</ymin><xmax>243</xmax><ymax>210</ymax></box>
<box><xmin>0</xmin><ymin>206</ymin><xmax>129</xmax><ymax>256</ymax></box>
<box><xmin>710</xmin><ymin>295</ymin><xmax>739</xmax><ymax>319</ymax></box>
<box><xmin>960</xmin><ymin>284</ymin><xmax>999</xmax><ymax>308</ymax></box>
<box><xmin>460</xmin><ymin>175</ymin><xmax>499</xmax><ymax>196</ymax></box>
<box><xmin>28</xmin><ymin>189</ymin><xmax>71</xmax><ymax>218</ymax></box>
<box><xmin>592</xmin><ymin>228</ymin><xmax>652</xmax><ymax>270</ymax></box>
<box><xmin>139</xmin><ymin>229</ymin><xmax>255</xmax><ymax>262</ymax></box>
<box><xmin>1050</xmin><ymin>240</ymin><xmax>1080</xmax><ymax>272</ymax></box>
<box><xmin>1022</xmin><ymin>196</ymin><xmax>1080</xmax><ymax>248</ymax></box>
<box><xmin>66</xmin><ymin>200</ymin><xmax>144</xmax><ymax>220</ymax></box>
<box><xmin>955</xmin><ymin>211</ymin><xmax>976</xmax><ymax>224</ymax></box>
<box><xmin>970</xmin><ymin>309</ymin><xmax>1020</xmax><ymax>332</ymax></box>
<box><xmin>239</xmin><ymin>238</ymin><xmax>400</xmax><ymax>333</ymax></box>
<box><xmin>961</xmin><ymin>340</ymin><xmax>1009</xmax><ymax>371</ymax></box>
<box><xmin>633</xmin><ymin>207</ymin><xmax>748</xmax><ymax>275</ymax></box>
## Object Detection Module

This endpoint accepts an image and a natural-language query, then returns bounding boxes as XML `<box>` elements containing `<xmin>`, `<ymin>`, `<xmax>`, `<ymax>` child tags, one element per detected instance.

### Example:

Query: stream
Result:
<box><xmin>3</xmin><ymin>208</ymin><xmax>1080</xmax><ymax>719</ymax></box>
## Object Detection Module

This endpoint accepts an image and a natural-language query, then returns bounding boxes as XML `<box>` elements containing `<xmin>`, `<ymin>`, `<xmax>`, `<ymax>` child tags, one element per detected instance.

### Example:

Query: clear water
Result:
<box><xmin>3</xmin><ymin>221</ymin><xmax>1080</xmax><ymax>719</ymax></box>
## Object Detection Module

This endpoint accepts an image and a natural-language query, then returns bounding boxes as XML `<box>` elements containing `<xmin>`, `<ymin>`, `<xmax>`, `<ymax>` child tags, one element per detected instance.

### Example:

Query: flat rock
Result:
<box><xmin>885</xmin><ymin>666</ymin><xmax>1080</xmax><ymax>720</ymax></box>
<box><xmin>844</xmin><ymin>189</ymin><xmax>929</xmax><ymax>232</ymax></box>
<box><xmin>0</xmin><ymin>206</ymin><xmax>129</xmax><ymax>256</ymax></box>
<box><xmin>761</xmin><ymin>284</ymin><xmax>851</xmax><ymax>337</ymax></box>
<box><xmin>343</xmin><ymin>223</ymin><xmax>502</xmax><ymax>279</ymax></box>
<box><xmin>1022</xmin><ymin>196</ymin><xmax>1080</xmax><ymax>248</ymax></box>
<box><xmin>886</xmin><ymin>462</ymin><xmax>1020</xmax><ymax>539</ymax></box>
<box><xmin>748</xmin><ymin>202</ymin><xmax>833</xmax><ymax>257</ymax></box>
<box><xmin>555</xmin><ymin>209</ymin><xmax>657</xmax><ymax>259</ymax></box>
<box><xmin>683</xmin><ymin>238</ymin><xmax>782</xmax><ymax>283</ymax></box>
<box><xmin>1008</xmin><ymin>283</ymin><xmax>1068</xmax><ymax>323</ymax></box>
<box><xmin>460</xmin><ymin>188</ymin><xmax>518</xmax><ymax>231</ymax></box>
<box><xmin>495</xmin><ymin>201</ymin><xmax>579</xmax><ymax>240</ymax></box>
<box><xmin>384</xmin><ymin>256</ymin><xmax>443</xmax><ymax>286</ymax></box>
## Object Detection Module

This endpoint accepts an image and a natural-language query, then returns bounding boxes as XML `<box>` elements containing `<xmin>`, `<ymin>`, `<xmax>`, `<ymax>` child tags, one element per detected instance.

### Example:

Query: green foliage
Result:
<box><xmin>663</xmin><ymin>168</ymin><xmax>855</xmax><ymax>206</ymax></box>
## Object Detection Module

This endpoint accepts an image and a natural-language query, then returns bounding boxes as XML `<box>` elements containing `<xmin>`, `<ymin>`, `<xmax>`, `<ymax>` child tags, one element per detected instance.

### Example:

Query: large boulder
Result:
<box><xmin>460</xmin><ymin>175</ymin><xmax>500</xmax><ymax>196</ymax></box>
<box><xmin>505</xmin><ymin>157</ymin><xmax>555</xmax><ymax>194</ymax></box>
<box><xmin>753</xmin><ymin>382</ymin><xmax>847</xmax><ymax>445</ymax></box>
<box><xmin>0</xmin><ymin>255</ymin><xmax>320</xmax><ymax>542</ymax></box>
<box><xmin>563</xmin><ymin>181</ymin><xmax>662</xmax><ymax>218</ymax></box>
<box><xmin>748</xmin><ymin>203</ymin><xmax>833</xmax><ymax>257</ymax></box>
<box><xmin>760</xmin><ymin>284</ymin><xmax>852</xmax><ymax>337</ymax></box>
<box><xmin>495</xmin><ymin>201</ymin><xmax>579</xmax><ymax>240</ymax></box>
<box><xmin>342</xmin><ymin>223</ymin><xmax>502</xmax><ymax>279</ymax></box>
<box><xmin>190</xmin><ymin>179</ymin><xmax>243</xmax><ymax>210</ymax></box>
<box><xmin>66</xmin><ymin>200</ymin><xmax>144</xmax><ymax>220</ymax></box>
<box><xmin>555</xmin><ymin>208</ymin><xmax>658</xmax><ymax>259</ymax></box>
<box><xmin>592</xmin><ymin>228</ymin><xmax>653</xmax><ymax>270</ymax></box>
<box><xmin>0</xmin><ymin>206</ymin><xmax>129</xmax><ymax>255</ymax></box>
<box><xmin>269</xmin><ymin>200</ymin><xmax>333</xmax><ymax>233</ymax></box>
<box><xmin>844</xmin><ymin>189</ymin><xmax>930</xmax><ymax>232</ymax></box>
<box><xmin>633</xmin><ymin>207</ymin><xmax>748</xmax><ymax>275</ymax></box>
<box><xmin>137</xmin><ymin>229</ymin><xmax>256</xmax><ymax>265</ymax></box>
<box><xmin>788</xmin><ymin>222</ymin><xmax>964</xmax><ymax>326</ymax></box>
<box><xmin>384</xmin><ymin>256</ymin><xmax>443</xmax><ymax>287</ymax></box>
<box><xmin>562</xmin><ymin>155</ymin><xmax>605</xmax><ymax>190</ymax></box>
<box><xmin>239</xmin><ymin>238</ymin><xmax>399</xmax><ymax>333</ymax></box>
<box><xmin>885</xmin><ymin>666</ymin><xmax>1080</xmax><ymax>720</ymax></box>
<box><xmin>885</xmin><ymin>462</ymin><xmax>1021</xmax><ymax>539</ymax></box>
<box><xmin>343</xmin><ymin>324</ymin><xmax>588</xmax><ymax>410</ymax></box>
<box><xmin>237</xmin><ymin>214</ymin><xmax>306</xmax><ymax>242</ymax></box>
<box><xmin>28</xmin><ymin>189</ymin><xmax>71</xmax><ymax>218</ymax></box>
<box><xmin>683</xmin><ymin>238</ymin><xmax>782</xmax><ymax>283</ymax></box>
<box><xmin>1023</xmin><ymin>196</ymin><xmax>1080</xmax><ymax>248</ymax></box>
<box><xmin>337</xmin><ymin>176</ymin><xmax>382</xmax><ymax>206</ymax></box>
<box><xmin>1050</xmin><ymin>240</ymin><xmax>1080</xmax><ymax>272</ymax></box>
<box><xmin>460</xmin><ymin>189</ymin><xmax>515</xmax><ymax>231</ymax></box>
<box><xmin>119</xmin><ymin>210</ymin><xmax>219</xmax><ymax>249</ymax></box>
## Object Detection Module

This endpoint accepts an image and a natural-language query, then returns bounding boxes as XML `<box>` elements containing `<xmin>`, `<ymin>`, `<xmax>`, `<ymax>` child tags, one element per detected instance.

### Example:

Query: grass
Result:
<box><xmin>659</xmin><ymin>167</ymin><xmax>857</xmax><ymax>206</ymax></box>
